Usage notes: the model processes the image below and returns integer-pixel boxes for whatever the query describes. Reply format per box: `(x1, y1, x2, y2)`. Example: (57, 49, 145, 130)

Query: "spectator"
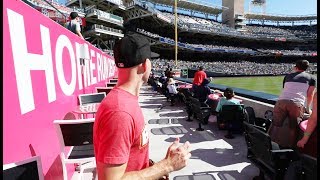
(194, 78, 212, 104)
(93, 32, 191, 179)
(215, 88, 241, 139)
(165, 67, 173, 79)
(268, 60, 316, 148)
(297, 90, 317, 157)
(215, 88, 241, 113)
(167, 78, 180, 106)
(192, 66, 207, 92)
(65, 12, 84, 39)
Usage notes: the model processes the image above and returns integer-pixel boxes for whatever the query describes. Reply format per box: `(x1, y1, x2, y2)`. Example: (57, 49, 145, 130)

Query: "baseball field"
(211, 76, 285, 95)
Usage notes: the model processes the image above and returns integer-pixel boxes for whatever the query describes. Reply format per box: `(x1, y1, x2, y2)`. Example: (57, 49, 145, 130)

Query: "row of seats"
(55, 78, 118, 180)
(174, 81, 317, 180)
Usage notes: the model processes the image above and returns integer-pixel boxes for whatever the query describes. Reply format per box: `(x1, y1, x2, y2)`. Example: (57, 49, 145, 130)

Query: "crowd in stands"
(26, 0, 84, 14)
(151, 58, 317, 76)
(158, 11, 316, 40)
(244, 25, 298, 39)
(136, 28, 317, 56)
(258, 49, 317, 56)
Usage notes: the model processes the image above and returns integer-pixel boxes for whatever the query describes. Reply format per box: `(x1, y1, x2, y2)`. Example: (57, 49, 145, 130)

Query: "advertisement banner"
(4, 0, 117, 179)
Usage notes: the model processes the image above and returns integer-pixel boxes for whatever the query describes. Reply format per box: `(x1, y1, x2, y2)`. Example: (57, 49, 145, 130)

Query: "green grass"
(210, 76, 285, 95)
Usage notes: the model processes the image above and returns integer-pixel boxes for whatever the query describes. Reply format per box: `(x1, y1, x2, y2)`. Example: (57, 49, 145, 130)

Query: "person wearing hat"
(93, 32, 191, 180)
(65, 12, 84, 39)
(268, 59, 316, 149)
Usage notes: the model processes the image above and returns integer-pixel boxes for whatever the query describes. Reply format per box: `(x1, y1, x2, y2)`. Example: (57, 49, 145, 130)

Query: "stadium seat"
(78, 92, 106, 106)
(95, 87, 113, 95)
(284, 153, 317, 180)
(244, 106, 256, 125)
(53, 118, 96, 180)
(189, 97, 211, 131)
(244, 106, 271, 132)
(217, 104, 245, 132)
(179, 88, 194, 122)
(243, 121, 298, 180)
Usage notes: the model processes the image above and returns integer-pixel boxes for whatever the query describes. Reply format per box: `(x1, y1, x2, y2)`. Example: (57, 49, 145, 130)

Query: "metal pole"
(174, 0, 178, 67)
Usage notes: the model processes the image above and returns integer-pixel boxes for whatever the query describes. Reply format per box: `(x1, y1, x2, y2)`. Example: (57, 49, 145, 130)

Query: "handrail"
(41, 0, 67, 20)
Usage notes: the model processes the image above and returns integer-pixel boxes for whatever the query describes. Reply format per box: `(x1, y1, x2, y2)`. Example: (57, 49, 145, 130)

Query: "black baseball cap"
(113, 32, 155, 68)
(225, 88, 234, 94)
(295, 59, 309, 71)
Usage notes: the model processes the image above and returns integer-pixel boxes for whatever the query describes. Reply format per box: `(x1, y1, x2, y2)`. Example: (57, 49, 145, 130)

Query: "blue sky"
(56, 0, 317, 15)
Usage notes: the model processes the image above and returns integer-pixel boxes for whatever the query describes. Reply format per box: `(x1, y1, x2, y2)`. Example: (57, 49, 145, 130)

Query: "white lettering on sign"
(7, 9, 56, 114)
(55, 35, 77, 96)
(90, 49, 97, 84)
(75, 43, 83, 90)
(7, 8, 115, 115)
(96, 52, 102, 82)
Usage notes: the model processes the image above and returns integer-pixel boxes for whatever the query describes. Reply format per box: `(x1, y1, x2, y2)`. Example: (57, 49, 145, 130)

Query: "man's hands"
(165, 137, 191, 172)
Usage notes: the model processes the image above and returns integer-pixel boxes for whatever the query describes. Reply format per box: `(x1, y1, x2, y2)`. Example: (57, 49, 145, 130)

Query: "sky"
(56, 0, 317, 15)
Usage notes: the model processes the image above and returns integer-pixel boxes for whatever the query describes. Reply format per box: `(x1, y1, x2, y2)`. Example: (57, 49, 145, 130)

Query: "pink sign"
(3, 0, 118, 179)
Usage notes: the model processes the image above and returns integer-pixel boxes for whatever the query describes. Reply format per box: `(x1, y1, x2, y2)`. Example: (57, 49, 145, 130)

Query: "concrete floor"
(72, 85, 260, 180)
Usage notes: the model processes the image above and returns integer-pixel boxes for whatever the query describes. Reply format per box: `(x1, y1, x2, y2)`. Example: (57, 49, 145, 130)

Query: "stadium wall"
(4, 1, 117, 179)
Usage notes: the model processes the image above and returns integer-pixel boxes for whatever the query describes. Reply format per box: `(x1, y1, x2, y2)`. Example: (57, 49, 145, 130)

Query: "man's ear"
(137, 60, 147, 74)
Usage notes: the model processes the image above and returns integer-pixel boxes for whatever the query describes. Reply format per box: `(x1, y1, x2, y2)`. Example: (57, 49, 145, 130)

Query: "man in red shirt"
(93, 31, 191, 179)
(192, 66, 207, 92)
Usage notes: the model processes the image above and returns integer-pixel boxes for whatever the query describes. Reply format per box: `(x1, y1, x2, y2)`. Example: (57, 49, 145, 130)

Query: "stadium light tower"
(249, 0, 266, 14)
(174, 0, 178, 66)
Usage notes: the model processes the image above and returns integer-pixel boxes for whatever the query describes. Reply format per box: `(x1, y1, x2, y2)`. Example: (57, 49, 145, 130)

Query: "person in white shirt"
(167, 78, 179, 106)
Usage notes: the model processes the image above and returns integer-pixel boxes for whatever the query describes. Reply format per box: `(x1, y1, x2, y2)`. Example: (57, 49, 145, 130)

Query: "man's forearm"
(122, 159, 172, 180)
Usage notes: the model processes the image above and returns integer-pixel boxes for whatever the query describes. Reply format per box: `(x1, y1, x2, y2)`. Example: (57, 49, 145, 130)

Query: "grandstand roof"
(146, 0, 227, 15)
(244, 13, 317, 22)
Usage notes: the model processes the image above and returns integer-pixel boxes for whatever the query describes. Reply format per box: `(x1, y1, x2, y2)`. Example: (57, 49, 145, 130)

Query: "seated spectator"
(297, 90, 317, 158)
(215, 88, 241, 139)
(215, 88, 240, 113)
(159, 73, 166, 84)
(194, 78, 213, 104)
(148, 73, 158, 91)
(167, 78, 179, 106)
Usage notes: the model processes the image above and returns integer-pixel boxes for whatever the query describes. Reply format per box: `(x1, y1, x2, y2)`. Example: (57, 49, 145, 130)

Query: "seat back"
(284, 153, 317, 180)
(299, 154, 317, 180)
(3, 156, 44, 180)
(96, 87, 113, 95)
(54, 118, 95, 148)
(109, 79, 118, 83)
(78, 92, 106, 105)
(255, 117, 272, 132)
(243, 121, 273, 168)
(219, 105, 245, 131)
(244, 106, 256, 124)
(189, 97, 211, 123)
(63, 112, 77, 120)
(189, 97, 201, 113)
(106, 83, 117, 87)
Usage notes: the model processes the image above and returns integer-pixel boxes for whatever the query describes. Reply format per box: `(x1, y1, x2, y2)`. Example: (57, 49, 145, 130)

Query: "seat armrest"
(270, 149, 294, 153)
(200, 107, 211, 110)
(271, 149, 298, 162)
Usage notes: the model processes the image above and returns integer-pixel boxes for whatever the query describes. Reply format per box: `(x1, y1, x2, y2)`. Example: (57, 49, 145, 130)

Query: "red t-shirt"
(193, 70, 207, 86)
(93, 87, 149, 172)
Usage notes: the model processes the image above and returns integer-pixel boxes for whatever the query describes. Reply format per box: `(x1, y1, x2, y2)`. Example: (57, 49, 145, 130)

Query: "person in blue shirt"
(215, 88, 240, 113)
